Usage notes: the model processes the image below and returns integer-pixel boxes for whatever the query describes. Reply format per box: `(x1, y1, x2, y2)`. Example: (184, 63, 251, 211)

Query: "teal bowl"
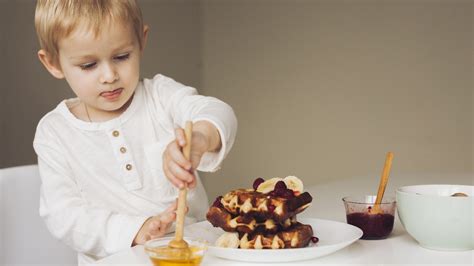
(396, 184, 473, 251)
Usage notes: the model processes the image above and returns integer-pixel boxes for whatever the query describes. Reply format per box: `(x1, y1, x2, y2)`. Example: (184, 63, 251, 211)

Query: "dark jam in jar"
(346, 213, 394, 240)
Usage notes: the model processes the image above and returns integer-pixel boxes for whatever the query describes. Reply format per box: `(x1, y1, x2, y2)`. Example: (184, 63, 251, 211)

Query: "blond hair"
(35, 0, 144, 64)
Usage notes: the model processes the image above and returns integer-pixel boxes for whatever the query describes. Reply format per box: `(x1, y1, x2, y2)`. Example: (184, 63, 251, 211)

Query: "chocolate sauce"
(346, 212, 394, 239)
(212, 196, 223, 208)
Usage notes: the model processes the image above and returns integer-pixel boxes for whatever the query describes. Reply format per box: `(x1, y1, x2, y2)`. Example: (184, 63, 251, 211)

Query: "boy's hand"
(163, 121, 220, 189)
(132, 201, 182, 246)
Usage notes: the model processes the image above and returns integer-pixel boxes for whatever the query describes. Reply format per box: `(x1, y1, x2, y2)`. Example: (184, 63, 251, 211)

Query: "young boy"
(33, 0, 237, 264)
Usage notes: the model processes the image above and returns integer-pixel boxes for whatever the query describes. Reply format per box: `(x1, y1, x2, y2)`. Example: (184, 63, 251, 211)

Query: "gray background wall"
(1, 0, 472, 202)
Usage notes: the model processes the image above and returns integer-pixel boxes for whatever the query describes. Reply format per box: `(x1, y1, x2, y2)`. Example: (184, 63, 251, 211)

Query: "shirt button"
(125, 164, 132, 171)
(112, 130, 120, 137)
(120, 147, 127, 153)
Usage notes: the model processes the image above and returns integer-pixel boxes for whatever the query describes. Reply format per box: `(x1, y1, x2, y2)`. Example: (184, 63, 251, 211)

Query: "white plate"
(183, 218, 363, 262)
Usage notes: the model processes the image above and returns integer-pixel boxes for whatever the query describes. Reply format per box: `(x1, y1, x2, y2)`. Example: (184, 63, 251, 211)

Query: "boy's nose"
(100, 63, 119, 84)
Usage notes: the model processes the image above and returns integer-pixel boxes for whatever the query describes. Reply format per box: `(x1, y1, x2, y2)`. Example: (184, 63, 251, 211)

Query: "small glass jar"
(342, 195, 396, 240)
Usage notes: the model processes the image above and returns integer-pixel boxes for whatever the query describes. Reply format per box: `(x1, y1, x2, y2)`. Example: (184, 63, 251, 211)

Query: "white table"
(95, 173, 473, 265)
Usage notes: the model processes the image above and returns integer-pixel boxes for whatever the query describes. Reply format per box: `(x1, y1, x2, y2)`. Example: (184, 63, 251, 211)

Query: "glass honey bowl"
(144, 237, 208, 266)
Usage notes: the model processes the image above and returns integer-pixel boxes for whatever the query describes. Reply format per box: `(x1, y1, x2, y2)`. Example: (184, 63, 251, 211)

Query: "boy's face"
(40, 20, 146, 116)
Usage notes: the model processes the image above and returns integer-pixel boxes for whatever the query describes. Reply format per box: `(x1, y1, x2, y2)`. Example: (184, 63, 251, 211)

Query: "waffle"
(206, 176, 317, 249)
(239, 223, 314, 249)
(206, 176, 316, 249)
(219, 189, 312, 222)
(207, 205, 297, 234)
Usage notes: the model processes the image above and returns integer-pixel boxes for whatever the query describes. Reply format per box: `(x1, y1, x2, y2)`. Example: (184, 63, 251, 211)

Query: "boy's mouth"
(100, 88, 123, 100)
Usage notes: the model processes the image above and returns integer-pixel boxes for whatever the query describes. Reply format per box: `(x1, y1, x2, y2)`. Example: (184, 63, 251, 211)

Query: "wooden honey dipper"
(168, 121, 193, 252)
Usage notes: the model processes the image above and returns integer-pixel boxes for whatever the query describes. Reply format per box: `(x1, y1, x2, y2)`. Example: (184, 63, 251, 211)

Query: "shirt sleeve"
(33, 136, 149, 258)
(145, 74, 238, 172)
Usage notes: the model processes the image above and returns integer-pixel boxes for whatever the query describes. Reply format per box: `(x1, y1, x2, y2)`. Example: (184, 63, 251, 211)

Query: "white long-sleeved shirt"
(33, 74, 237, 264)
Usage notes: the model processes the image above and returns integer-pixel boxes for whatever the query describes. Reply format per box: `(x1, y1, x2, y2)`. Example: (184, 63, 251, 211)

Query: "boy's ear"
(37, 49, 65, 79)
(140, 25, 149, 55)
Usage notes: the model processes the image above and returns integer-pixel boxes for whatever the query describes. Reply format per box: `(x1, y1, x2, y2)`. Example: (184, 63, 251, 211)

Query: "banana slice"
(283, 176, 304, 194)
(215, 232, 240, 248)
(256, 177, 283, 194)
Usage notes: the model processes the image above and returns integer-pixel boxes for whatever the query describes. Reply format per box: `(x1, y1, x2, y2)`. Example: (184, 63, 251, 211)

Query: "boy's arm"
(148, 74, 238, 172)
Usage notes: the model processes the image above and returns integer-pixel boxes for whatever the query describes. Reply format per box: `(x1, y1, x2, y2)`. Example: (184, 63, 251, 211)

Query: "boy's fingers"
(149, 219, 160, 230)
(168, 160, 194, 184)
(170, 198, 188, 213)
(169, 144, 192, 171)
(160, 211, 176, 224)
(146, 214, 175, 238)
(163, 164, 185, 188)
(164, 200, 178, 213)
(188, 177, 197, 189)
(159, 221, 172, 235)
(174, 128, 186, 146)
(147, 219, 161, 236)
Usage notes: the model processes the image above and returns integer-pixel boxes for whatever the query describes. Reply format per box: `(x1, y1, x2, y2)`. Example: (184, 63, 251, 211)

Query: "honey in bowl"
(147, 246, 204, 266)
(145, 237, 207, 266)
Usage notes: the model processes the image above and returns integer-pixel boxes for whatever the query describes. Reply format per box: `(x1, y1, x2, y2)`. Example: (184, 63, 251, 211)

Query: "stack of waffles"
(206, 176, 317, 249)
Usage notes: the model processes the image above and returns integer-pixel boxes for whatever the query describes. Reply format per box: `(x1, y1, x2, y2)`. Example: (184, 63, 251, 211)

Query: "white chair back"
(0, 165, 77, 265)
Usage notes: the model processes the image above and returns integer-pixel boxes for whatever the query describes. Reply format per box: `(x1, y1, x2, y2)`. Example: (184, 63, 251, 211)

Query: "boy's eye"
(79, 62, 97, 70)
(114, 53, 130, 61)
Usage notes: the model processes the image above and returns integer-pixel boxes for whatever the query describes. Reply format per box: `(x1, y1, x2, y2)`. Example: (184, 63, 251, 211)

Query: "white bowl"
(396, 184, 473, 251)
